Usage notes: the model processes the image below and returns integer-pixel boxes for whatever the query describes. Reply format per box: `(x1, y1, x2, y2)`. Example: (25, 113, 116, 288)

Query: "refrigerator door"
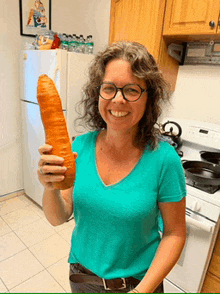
(21, 49, 67, 109)
(20, 100, 67, 206)
(66, 52, 94, 139)
(21, 101, 44, 206)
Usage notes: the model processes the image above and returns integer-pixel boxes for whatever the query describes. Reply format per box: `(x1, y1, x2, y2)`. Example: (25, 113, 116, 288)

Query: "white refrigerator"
(20, 49, 94, 206)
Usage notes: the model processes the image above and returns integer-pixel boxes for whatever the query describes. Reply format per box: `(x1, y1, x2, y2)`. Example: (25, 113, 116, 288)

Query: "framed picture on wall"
(19, 0, 51, 37)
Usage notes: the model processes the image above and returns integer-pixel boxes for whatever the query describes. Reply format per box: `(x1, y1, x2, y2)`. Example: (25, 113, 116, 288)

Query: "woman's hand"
(38, 144, 68, 190)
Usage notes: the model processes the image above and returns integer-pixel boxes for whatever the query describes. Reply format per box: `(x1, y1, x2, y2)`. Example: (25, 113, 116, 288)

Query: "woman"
(38, 41, 186, 293)
(27, 0, 47, 27)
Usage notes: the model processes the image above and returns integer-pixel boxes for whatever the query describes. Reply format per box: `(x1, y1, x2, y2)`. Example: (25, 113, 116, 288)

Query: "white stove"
(161, 118, 220, 293)
(179, 118, 220, 209)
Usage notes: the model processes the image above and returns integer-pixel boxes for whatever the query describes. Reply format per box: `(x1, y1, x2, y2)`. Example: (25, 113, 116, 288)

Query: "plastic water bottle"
(84, 35, 89, 54)
(77, 35, 85, 53)
(68, 34, 72, 44)
(74, 36, 79, 53)
(68, 35, 75, 52)
(68, 34, 77, 52)
(60, 33, 69, 50)
(85, 35, 94, 54)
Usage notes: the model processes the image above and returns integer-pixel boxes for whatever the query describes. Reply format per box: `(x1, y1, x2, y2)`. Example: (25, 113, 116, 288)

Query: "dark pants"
(69, 263, 164, 293)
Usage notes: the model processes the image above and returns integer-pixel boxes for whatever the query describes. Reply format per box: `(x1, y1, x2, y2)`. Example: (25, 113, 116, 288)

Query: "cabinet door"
(201, 272, 220, 293)
(201, 230, 220, 292)
(163, 0, 220, 36)
(109, 0, 166, 60)
(208, 230, 220, 278)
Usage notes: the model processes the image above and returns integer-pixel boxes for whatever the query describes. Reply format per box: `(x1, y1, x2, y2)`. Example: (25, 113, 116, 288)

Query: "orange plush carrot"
(37, 74, 76, 190)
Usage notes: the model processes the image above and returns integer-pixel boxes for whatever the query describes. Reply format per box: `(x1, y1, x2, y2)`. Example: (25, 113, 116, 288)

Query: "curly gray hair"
(75, 41, 170, 150)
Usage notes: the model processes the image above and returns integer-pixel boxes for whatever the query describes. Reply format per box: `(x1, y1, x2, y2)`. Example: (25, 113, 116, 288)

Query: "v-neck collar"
(93, 131, 145, 189)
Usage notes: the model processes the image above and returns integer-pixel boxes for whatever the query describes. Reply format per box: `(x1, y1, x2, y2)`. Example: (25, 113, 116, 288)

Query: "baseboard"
(0, 189, 25, 202)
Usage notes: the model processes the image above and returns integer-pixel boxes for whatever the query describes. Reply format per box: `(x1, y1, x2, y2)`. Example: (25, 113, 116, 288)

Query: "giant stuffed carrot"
(37, 74, 76, 190)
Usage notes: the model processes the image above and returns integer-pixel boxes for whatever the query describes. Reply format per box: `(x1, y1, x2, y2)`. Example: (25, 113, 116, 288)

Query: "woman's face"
(35, 0, 40, 9)
(98, 59, 148, 135)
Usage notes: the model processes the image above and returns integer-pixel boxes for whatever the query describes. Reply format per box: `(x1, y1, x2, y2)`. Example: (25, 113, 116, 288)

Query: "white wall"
(0, 0, 24, 197)
(0, 0, 111, 198)
(52, 0, 111, 54)
(162, 65, 220, 125)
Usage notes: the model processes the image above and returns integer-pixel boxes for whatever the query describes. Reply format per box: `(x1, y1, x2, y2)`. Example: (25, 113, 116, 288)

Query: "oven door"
(164, 211, 217, 293)
(164, 279, 185, 293)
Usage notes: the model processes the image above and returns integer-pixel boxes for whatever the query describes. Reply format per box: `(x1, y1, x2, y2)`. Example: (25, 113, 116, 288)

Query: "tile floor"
(0, 194, 75, 293)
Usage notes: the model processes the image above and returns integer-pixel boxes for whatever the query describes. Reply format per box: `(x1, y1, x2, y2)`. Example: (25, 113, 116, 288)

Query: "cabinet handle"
(209, 20, 215, 28)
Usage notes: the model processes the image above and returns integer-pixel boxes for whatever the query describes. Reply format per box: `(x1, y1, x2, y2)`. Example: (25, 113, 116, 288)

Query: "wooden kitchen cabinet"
(163, 0, 220, 37)
(202, 272, 220, 293)
(109, 0, 179, 91)
(201, 229, 220, 293)
(109, 0, 166, 60)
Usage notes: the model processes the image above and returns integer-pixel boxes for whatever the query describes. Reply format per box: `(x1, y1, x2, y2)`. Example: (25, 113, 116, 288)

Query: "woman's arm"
(42, 187, 74, 226)
(133, 198, 186, 293)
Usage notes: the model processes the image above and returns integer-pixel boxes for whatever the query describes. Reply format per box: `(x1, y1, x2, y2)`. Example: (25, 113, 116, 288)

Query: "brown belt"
(70, 263, 140, 291)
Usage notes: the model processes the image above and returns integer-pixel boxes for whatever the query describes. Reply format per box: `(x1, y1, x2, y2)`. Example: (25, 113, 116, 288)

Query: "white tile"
(19, 195, 35, 206)
(0, 232, 26, 262)
(47, 257, 71, 293)
(58, 226, 73, 244)
(0, 279, 8, 293)
(41, 216, 75, 235)
(29, 203, 45, 218)
(0, 197, 28, 216)
(14, 218, 56, 247)
(19, 195, 45, 218)
(29, 234, 70, 268)
(10, 270, 66, 293)
(0, 249, 44, 289)
(2, 207, 41, 230)
(0, 217, 12, 236)
(52, 217, 75, 233)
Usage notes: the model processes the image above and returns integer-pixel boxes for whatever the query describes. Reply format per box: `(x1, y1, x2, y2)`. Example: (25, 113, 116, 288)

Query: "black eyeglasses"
(99, 82, 147, 102)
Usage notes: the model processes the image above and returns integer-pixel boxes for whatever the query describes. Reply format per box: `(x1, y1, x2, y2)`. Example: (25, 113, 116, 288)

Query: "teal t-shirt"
(68, 131, 186, 280)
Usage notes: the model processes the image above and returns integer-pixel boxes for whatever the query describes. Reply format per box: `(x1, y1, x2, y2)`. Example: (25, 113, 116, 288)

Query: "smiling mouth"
(110, 110, 130, 117)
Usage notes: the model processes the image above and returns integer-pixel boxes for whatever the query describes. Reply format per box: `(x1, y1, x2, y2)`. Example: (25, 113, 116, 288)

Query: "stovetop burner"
(186, 177, 220, 194)
(162, 117, 220, 200)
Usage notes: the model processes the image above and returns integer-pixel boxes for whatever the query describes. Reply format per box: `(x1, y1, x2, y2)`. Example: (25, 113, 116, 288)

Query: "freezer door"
(66, 52, 94, 139)
(21, 49, 67, 109)
(20, 101, 44, 206)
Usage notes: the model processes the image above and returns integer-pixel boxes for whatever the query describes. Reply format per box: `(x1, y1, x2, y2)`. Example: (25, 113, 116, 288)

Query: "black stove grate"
(186, 177, 220, 194)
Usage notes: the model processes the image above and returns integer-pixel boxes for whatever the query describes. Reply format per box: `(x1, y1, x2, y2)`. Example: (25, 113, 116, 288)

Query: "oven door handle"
(186, 215, 214, 232)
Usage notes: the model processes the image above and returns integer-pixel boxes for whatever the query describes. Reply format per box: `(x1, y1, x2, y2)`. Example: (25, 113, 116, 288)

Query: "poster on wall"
(19, 0, 51, 37)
